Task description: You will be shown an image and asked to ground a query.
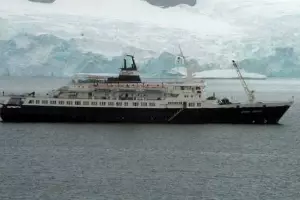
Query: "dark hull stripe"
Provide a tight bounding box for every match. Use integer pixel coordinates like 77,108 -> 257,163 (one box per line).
0,105 -> 290,124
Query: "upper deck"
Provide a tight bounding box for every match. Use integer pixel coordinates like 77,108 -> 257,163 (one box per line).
69,74 -> 206,91
67,54 -> 206,93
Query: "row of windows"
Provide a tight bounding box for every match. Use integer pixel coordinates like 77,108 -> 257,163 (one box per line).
175,86 -> 202,90
29,99 -> 201,107
28,100 -> 156,107
184,95 -> 201,98
167,102 -> 201,107
188,103 -> 202,107
168,102 -> 183,105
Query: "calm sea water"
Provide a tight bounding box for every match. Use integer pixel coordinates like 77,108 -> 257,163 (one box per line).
0,77 -> 300,200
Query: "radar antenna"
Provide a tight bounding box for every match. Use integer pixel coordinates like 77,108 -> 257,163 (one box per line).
232,60 -> 255,103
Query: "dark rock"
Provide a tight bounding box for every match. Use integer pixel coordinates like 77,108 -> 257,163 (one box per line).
27,0 -> 196,7
28,0 -> 56,3
143,0 -> 197,8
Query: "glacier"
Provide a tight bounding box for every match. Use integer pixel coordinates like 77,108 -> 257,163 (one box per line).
1,0 -> 300,77
167,67 -> 266,79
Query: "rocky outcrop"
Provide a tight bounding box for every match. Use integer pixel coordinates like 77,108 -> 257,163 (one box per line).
27,0 -> 196,7
144,0 -> 197,8
28,0 -> 56,3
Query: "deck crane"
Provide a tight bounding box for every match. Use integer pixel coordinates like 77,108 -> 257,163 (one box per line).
232,60 -> 255,103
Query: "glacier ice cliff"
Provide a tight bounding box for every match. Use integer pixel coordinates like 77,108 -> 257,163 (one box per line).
239,48 -> 300,78
1,33 -> 299,78
1,0 -> 300,78
0,34 -> 126,77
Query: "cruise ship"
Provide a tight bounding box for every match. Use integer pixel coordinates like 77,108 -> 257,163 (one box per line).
0,54 -> 293,124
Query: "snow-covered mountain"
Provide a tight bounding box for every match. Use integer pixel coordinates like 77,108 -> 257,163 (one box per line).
1,0 -> 300,77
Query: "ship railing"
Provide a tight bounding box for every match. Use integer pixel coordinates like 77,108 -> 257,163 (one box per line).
87,82 -> 166,89
0,91 -> 55,98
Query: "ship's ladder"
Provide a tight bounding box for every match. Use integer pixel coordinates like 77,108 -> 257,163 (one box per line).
168,107 -> 184,122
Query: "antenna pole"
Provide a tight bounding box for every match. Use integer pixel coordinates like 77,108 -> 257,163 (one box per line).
178,45 -> 192,82
123,59 -> 127,69
232,60 -> 255,103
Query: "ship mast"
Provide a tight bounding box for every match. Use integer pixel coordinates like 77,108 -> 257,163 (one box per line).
126,54 -> 137,70
232,60 -> 255,103
178,45 -> 193,83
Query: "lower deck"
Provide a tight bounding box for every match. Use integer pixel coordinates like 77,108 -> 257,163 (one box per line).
0,104 -> 291,124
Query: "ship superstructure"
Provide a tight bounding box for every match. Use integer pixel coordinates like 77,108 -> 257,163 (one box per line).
0,54 -> 293,124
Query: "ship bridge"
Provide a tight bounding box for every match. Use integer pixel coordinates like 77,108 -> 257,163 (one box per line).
107,55 -> 142,83
71,55 -> 142,84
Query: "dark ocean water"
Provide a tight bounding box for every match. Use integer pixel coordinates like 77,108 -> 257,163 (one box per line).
0,77 -> 300,200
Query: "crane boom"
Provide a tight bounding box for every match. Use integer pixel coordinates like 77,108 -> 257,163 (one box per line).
232,60 -> 255,103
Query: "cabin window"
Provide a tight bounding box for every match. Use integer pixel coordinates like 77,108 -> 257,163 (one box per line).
124,102 -> 128,106
28,100 -> 34,104
36,100 -> 40,104
168,102 -> 180,105
100,102 -> 106,106
91,102 -> 97,106
50,101 -> 56,104
83,101 -> 89,105
75,101 -> 81,105
149,103 -> 155,107
67,101 -> 73,105
68,94 -> 77,99
188,103 -> 195,107
197,103 -> 201,107
141,102 -> 147,106
59,101 -> 64,105
42,100 -> 48,104
108,102 -> 114,106
133,102 -> 139,106
116,102 -> 122,106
